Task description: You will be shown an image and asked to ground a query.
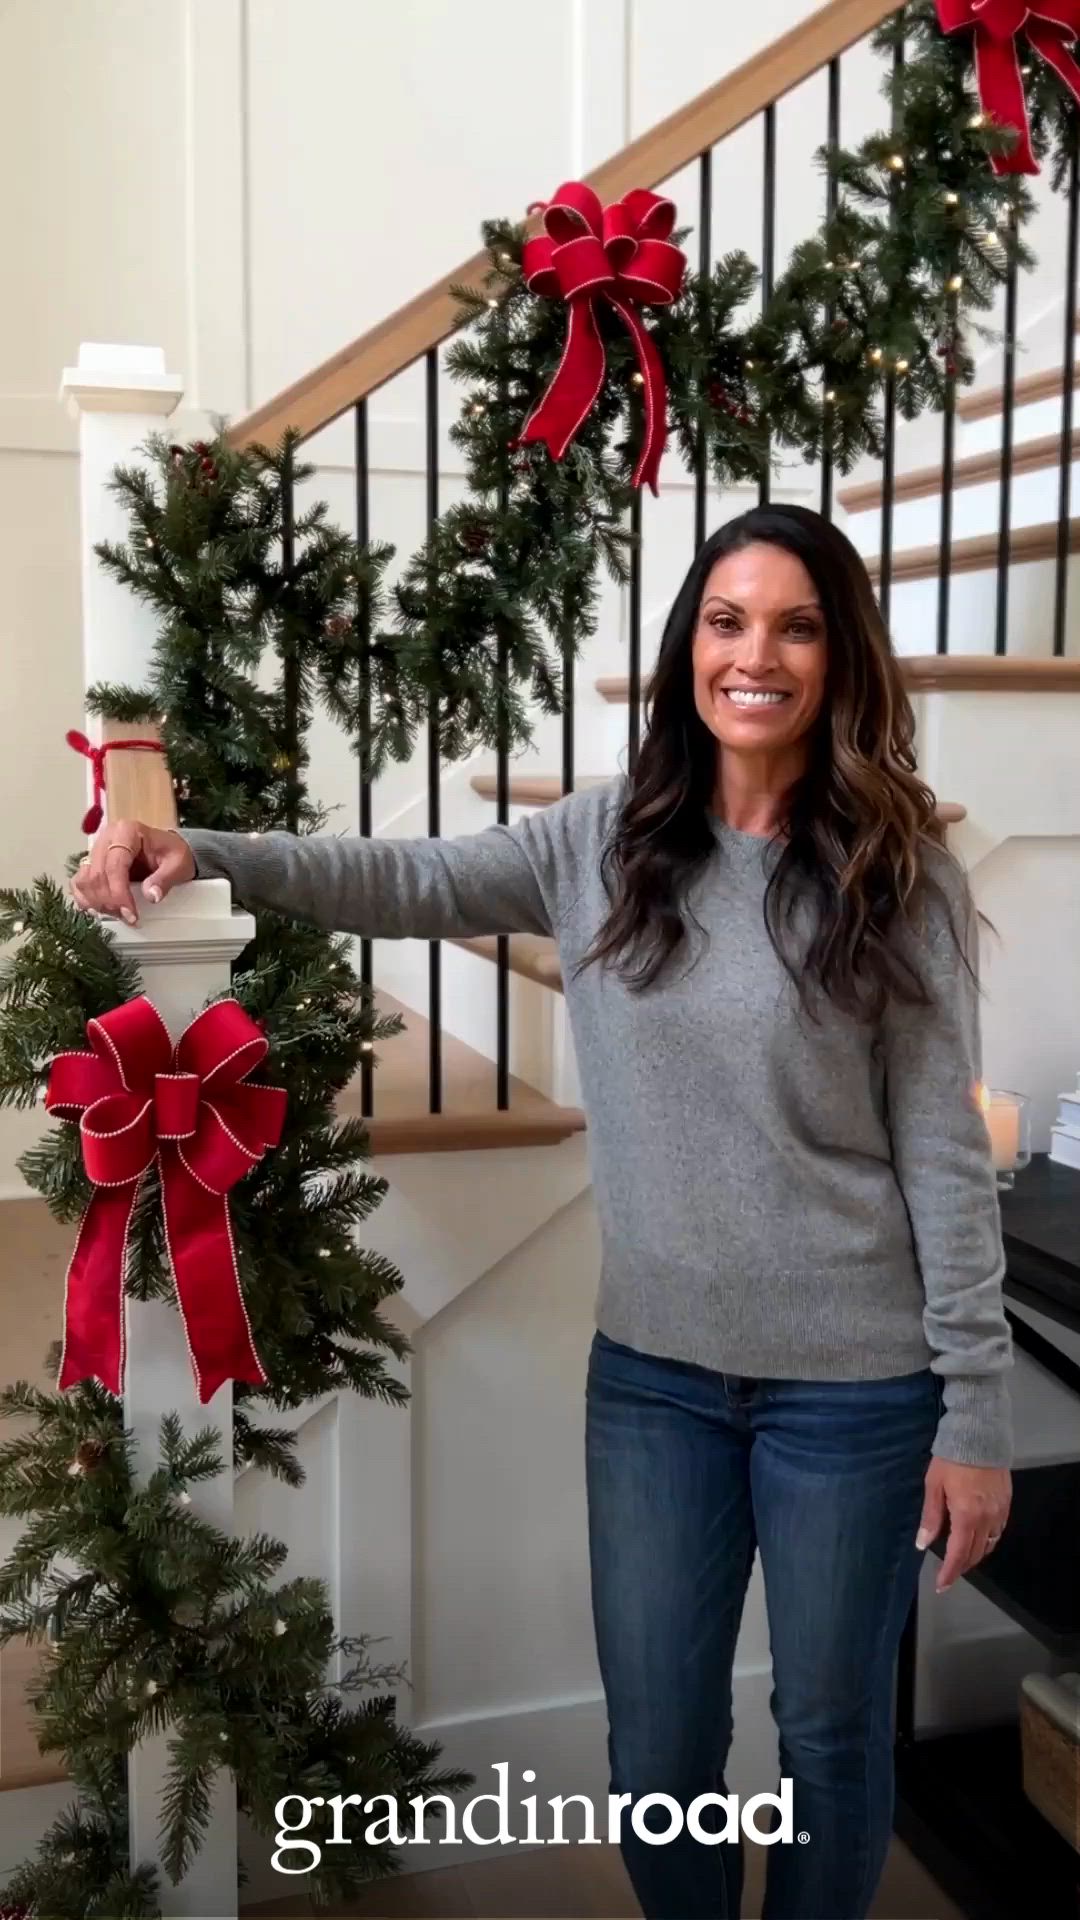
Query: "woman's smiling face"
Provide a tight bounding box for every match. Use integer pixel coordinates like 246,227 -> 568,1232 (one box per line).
691,541 -> 829,757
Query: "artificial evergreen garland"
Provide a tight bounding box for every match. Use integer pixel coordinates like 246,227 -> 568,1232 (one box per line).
0,437 -> 467,1913
363,1 -> 1075,765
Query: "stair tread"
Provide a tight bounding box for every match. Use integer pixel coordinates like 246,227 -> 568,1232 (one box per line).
470,773 -> 606,805
597,655 -> 1080,700
473,777 -> 965,826
865,516 -> 1080,584
451,933 -> 565,990
338,993 -> 582,1151
839,428 -> 1080,514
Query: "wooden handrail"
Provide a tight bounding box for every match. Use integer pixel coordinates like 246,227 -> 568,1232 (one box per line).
229,0 -> 900,450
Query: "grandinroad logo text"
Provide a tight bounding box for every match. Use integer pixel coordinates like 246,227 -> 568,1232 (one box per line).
273,1765 -> 798,1873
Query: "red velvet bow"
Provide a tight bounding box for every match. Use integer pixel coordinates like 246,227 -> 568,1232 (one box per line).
515,181 -> 686,493
46,996 -> 287,1404
65,729 -> 166,836
936,0 -> 1080,174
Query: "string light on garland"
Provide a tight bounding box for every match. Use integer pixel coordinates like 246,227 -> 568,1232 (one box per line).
825,389 -> 837,403
273,1618 -> 287,1637
887,152 -> 905,171
360,1039 -> 375,1056
630,370 -> 646,387
969,113 -> 985,129
11,920 -> 24,935
947,272 -> 964,292
944,190 -> 960,205
145,1680 -> 159,1699
868,347 -> 884,364
895,357 -> 910,374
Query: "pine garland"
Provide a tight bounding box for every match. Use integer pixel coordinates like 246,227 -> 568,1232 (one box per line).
370,2 -> 1074,760
0,436 -> 459,1910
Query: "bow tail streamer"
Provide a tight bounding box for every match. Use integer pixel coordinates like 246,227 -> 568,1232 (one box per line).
609,294 -> 669,494
160,1151 -> 266,1405
57,1187 -> 137,1396
974,30 -> 1039,173
516,297 -> 607,462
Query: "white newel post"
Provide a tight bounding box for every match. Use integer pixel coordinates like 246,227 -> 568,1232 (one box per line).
61,347 -> 244,1917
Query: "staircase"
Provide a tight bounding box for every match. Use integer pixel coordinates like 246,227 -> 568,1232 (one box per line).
222,0 -> 1080,1161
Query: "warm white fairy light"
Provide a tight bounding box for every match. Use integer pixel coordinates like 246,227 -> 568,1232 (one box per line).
825,389 -> 837,403
630,370 -> 645,387
887,153 -> 905,171
969,113 -> 985,130
486,298 -> 499,310
273,1619 -> 287,1637
947,272 -> 964,292
869,346 -> 884,364
944,190 -> 960,206
12,919 -> 24,935
895,357 -> 910,373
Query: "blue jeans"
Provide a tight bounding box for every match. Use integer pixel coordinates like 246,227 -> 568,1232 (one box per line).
585,1330 -> 941,1920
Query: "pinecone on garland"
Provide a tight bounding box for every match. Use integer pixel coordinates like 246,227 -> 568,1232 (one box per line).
69,1437 -> 108,1476
325,613 -> 352,639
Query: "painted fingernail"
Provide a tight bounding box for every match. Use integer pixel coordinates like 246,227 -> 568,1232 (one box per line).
121,908 -> 138,926
143,884 -> 162,904
915,1529 -> 931,1551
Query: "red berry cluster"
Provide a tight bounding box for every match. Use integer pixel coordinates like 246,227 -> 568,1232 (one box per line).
709,382 -> 753,426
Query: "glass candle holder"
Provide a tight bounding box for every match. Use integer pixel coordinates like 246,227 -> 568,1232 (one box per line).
981,1088 -> 1032,1190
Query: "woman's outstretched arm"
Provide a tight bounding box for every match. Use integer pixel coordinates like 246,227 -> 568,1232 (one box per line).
69,790 -> 613,939
180,821 -> 553,939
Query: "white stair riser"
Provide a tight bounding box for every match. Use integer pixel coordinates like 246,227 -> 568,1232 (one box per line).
885,553 -> 1080,658
960,392 -> 1073,457
844,459 -> 1080,556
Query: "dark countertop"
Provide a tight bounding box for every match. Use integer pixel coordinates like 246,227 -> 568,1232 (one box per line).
999,1154 -> 1080,1329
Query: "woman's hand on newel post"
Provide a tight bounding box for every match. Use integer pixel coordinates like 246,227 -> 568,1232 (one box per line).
71,820 -> 196,926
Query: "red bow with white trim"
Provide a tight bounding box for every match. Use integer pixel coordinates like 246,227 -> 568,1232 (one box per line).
515,181 -> 686,493
936,0 -> 1080,174
46,996 -> 286,1404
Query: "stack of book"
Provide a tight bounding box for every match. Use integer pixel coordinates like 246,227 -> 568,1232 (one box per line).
1050,1076 -> 1080,1170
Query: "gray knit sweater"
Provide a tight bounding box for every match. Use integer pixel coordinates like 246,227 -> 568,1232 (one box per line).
185,781 -> 1013,1467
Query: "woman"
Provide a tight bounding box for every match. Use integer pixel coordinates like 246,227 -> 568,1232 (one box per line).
74,503 -> 1013,1920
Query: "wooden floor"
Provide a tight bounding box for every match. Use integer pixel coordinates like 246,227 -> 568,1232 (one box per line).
252,1834 -> 964,1917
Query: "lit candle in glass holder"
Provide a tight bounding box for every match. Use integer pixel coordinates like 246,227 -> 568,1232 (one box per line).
978,1085 -> 1031,1189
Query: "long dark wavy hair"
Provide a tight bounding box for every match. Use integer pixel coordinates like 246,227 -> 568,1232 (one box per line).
582,503 -> 969,1022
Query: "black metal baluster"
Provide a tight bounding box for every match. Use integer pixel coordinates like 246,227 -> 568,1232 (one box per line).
995,213 -> 1020,657
425,350 -> 442,1113
820,58 -> 841,521
695,148 -> 713,551
878,35 -> 905,629
760,105 -> 776,507
628,490 -> 643,773
280,457 -> 300,837
562,577 -> 575,795
937,296 -> 958,655
354,399 -> 374,1119
496,446 -> 510,1112
1054,131 -> 1080,657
